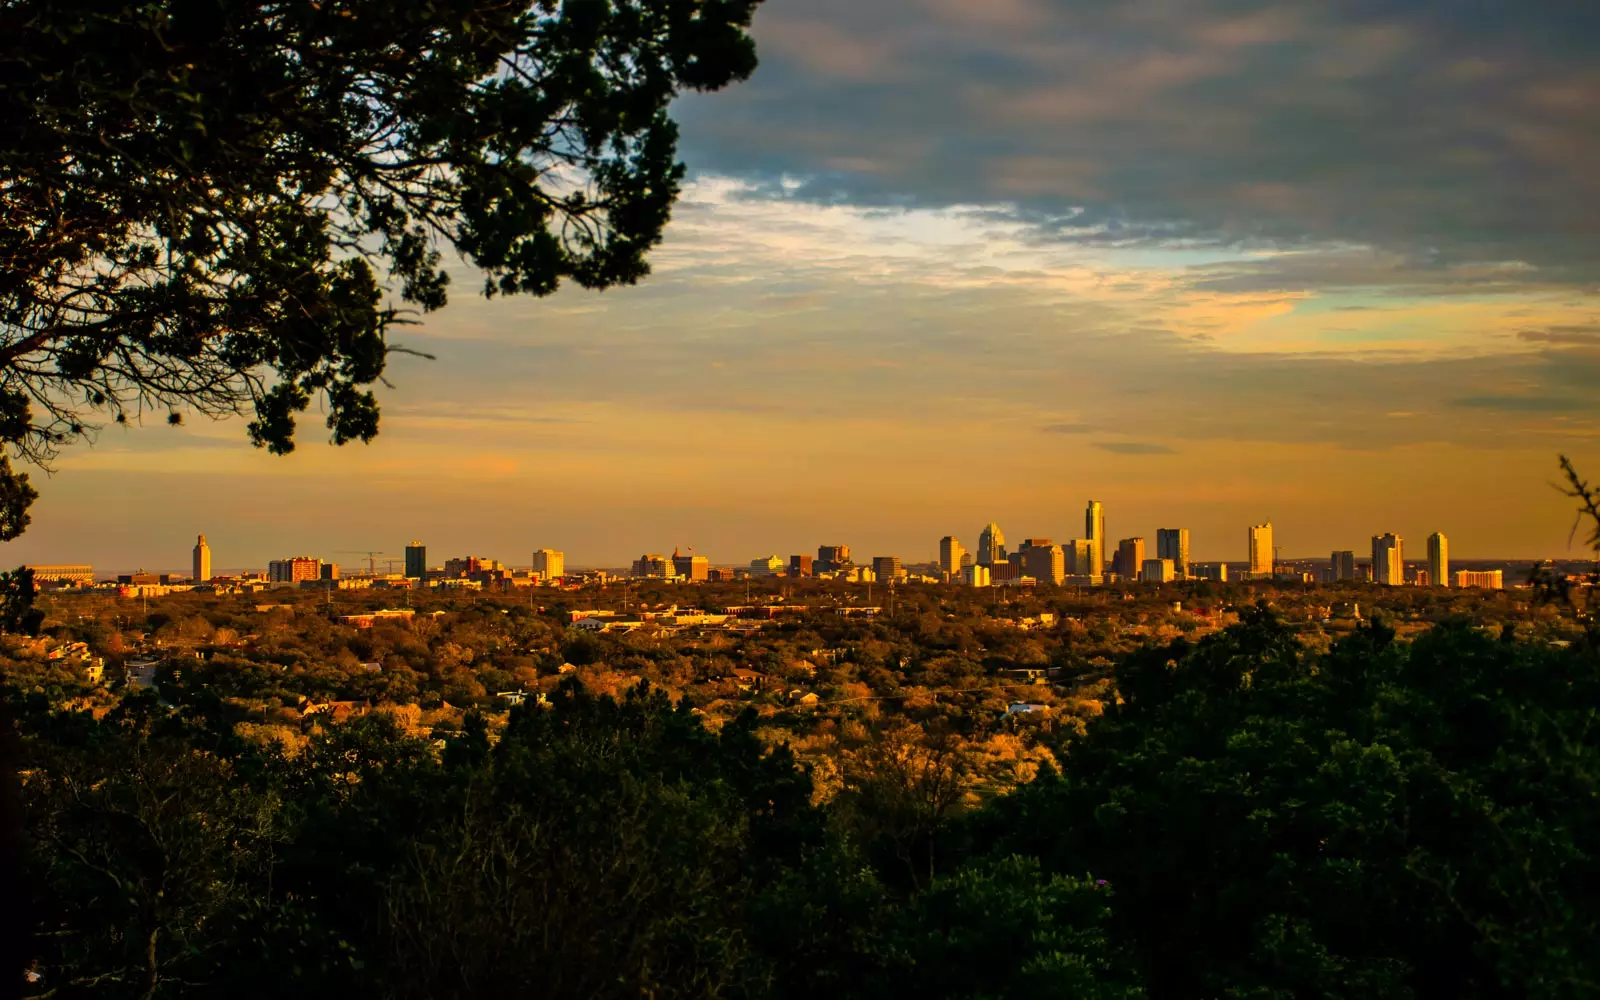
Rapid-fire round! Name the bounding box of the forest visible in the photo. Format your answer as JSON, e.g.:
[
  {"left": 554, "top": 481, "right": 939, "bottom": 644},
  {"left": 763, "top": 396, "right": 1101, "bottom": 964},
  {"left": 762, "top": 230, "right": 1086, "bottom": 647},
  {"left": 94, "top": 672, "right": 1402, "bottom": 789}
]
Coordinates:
[{"left": 6, "top": 574, "right": 1598, "bottom": 998}]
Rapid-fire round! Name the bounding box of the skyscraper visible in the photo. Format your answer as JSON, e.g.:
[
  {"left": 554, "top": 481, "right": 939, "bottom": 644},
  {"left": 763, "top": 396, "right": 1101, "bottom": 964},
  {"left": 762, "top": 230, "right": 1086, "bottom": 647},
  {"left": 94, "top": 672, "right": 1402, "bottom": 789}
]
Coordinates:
[
  {"left": 1330, "top": 550, "right": 1355, "bottom": 581},
  {"left": 1065, "top": 539, "right": 1097, "bottom": 578},
  {"left": 1248, "top": 522, "right": 1274, "bottom": 576},
  {"left": 1155, "top": 528, "right": 1190, "bottom": 578},
  {"left": 1372, "top": 533, "right": 1404, "bottom": 585},
  {"left": 531, "top": 548, "right": 564, "bottom": 581},
  {"left": 404, "top": 540, "right": 427, "bottom": 580},
  {"left": 192, "top": 534, "right": 211, "bottom": 582},
  {"left": 1085, "top": 501, "right": 1105, "bottom": 576},
  {"left": 1022, "top": 543, "right": 1064, "bottom": 585},
  {"left": 976, "top": 523, "right": 1006, "bottom": 567},
  {"left": 1113, "top": 537, "right": 1146, "bottom": 580},
  {"left": 938, "top": 536, "right": 966, "bottom": 579},
  {"left": 872, "top": 555, "right": 903, "bottom": 581},
  {"left": 1427, "top": 532, "right": 1449, "bottom": 589}
]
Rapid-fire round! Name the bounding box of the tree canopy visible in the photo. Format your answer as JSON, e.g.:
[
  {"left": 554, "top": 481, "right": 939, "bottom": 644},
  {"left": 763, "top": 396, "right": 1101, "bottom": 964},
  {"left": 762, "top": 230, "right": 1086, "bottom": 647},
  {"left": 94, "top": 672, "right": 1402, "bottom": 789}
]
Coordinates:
[{"left": 0, "top": 0, "right": 763, "bottom": 535}]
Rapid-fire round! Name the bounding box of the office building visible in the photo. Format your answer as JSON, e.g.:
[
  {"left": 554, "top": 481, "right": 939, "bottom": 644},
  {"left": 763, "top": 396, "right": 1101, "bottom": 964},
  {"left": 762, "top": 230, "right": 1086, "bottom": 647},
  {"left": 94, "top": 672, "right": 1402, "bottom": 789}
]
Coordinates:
[
  {"left": 788, "top": 554, "right": 814, "bottom": 578},
  {"left": 939, "top": 536, "right": 966, "bottom": 579},
  {"left": 749, "top": 554, "right": 785, "bottom": 576},
  {"left": 1085, "top": 501, "right": 1106, "bottom": 576},
  {"left": 192, "top": 534, "right": 211, "bottom": 583},
  {"left": 633, "top": 554, "right": 675, "bottom": 579},
  {"left": 1022, "top": 543, "right": 1065, "bottom": 585},
  {"left": 872, "top": 555, "right": 903, "bottom": 581},
  {"left": 1113, "top": 537, "right": 1146, "bottom": 580},
  {"left": 1141, "top": 558, "right": 1177, "bottom": 584},
  {"left": 531, "top": 548, "right": 565, "bottom": 581},
  {"left": 1371, "top": 533, "right": 1403, "bottom": 586},
  {"left": 1455, "top": 569, "right": 1503, "bottom": 590},
  {"left": 1065, "top": 539, "right": 1098, "bottom": 579},
  {"left": 1248, "top": 522, "right": 1274, "bottom": 576},
  {"left": 269, "top": 557, "right": 322, "bottom": 583},
  {"left": 444, "top": 556, "right": 500, "bottom": 578},
  {"left": 976, "top": 522, "right": 1006, "bottom": 567},
  {"left": 1330, "top": 550, "right": 1355, "bottom": 581},
  {"left": 817, "top": 544, "right": 851, "bottom": 573},
  {"left": 404, "top": 540, "right": 427, "bottom": 580},
  {"left": 673, "top": 548, "right": 710, "bottom": 582},
  {"left": 320, "top": 562, "right": 340, "bottom": 582},
  {"left": 1155, "top": 528, "right": 1190, "bottom": 578},
  {"left": 962, "top": 564, "right": 991, "bottom": 587},
  {"left": 1428, "top": 532, "right": 1449, "bottom": 589}
]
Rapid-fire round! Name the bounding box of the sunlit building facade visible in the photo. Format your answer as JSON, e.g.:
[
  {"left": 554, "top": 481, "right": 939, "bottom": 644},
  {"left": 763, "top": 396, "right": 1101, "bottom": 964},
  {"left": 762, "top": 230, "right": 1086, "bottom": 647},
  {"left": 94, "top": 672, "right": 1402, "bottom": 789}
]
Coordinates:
[
  {"left": 1427, "top": 532, "right": 1449, "bottom": 589},
  {"left": 1155, "top": 528, "right": 1190, "bottom": 579},
  {"left": 1371, "top": 533, "right": 1404, "bottom": 586},
  {"left": 1248, "top": 522, "right": 1274, "bottom": 576}
]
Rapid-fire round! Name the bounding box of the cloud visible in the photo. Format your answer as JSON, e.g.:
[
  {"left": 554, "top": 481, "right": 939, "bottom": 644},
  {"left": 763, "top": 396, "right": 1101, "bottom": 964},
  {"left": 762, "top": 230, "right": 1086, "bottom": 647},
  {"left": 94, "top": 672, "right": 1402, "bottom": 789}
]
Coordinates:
[
  {"left": 1518, "top": 325, "right": 1600, "bottom": 346},
  {"left": 1094, "top": 441, "right": 1178, "bottom": 455},
  {"left": 1451, "top": 395, "right": 1584, "bottom": 414},
  {"left": 675, "top": 0, "right": 1600, "bottom": 281}
]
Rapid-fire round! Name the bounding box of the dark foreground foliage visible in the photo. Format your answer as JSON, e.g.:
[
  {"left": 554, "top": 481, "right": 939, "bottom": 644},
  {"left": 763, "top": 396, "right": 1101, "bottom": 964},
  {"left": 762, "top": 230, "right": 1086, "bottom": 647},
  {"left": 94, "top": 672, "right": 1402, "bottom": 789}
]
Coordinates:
[{"left": 11, "top": 612, "right": 1600, "bottom": 999}]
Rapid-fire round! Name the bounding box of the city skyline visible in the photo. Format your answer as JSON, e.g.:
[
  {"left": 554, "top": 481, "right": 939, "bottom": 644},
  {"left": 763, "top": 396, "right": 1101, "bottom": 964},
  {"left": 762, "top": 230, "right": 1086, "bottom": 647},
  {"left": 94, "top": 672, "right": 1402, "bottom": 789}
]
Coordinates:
[
  {"left": 34, "top": 515, "right": 1529, "bottom": 579},
  {"left": 0, "top": 2, "right": 1595, "bottom": 570}
]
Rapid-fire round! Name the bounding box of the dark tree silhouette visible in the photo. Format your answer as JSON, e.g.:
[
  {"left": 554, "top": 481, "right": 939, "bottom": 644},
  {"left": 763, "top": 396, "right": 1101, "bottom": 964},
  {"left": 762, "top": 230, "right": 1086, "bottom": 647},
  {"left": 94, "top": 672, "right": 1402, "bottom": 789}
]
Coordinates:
[{"left": 0, "top": 0, "right": 763, "bottom": 527}]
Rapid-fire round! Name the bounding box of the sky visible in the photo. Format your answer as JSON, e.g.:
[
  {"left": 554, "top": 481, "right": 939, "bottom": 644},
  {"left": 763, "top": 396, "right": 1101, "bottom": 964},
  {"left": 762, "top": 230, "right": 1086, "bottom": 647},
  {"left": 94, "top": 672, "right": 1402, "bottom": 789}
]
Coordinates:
[{"left": 8, "top": 0, "right": 1600, "bottom": 572}]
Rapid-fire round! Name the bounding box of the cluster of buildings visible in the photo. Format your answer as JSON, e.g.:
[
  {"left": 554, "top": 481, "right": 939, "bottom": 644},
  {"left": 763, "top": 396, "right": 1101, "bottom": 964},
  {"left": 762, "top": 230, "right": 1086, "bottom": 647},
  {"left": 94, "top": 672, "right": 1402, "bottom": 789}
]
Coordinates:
[{"left": 22, "top": 514, "right": 1519, "bottom": 598}]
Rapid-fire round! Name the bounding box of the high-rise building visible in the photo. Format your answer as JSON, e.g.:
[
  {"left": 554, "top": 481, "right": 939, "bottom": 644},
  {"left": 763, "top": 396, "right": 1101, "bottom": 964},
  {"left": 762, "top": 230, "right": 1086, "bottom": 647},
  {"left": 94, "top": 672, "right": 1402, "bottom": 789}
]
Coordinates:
[
  {"left": 938, "top": 536, "right": 966, "bottom": 579},
  {"left": 788, "top": 554, "right": 814, "bottom": 578},
  {"left": 1371, "top": 533, "right": 1404, "bottom": 585},
  {"left": 1248, "top": 522, "right": 1274, "bottom": 576},
  {"left": 1455, "top": 569, "right": 1503, "bottom": 590},
  {"left": 1156, "top": 528, "right": 1190, "bottom": 579},
  {"left": 268, "top": 557, "right": 321, "bottom": 583},
  {"left": 404, "top": 541, "right": 427, "bottom": 580},
  {"left": 1022, "top": 543, "right": 1064, "bottom": 585},
  {"left": 192, "top": 534, "right": 211, "bottom": 583},
  {"left": 1330, "top": 550, "right": 1355, "bottom": 581},
  {"left": 1112, "top": 537, "right": 1146, "bottom": 580},
  {"left": 976, "top": 523, "right": 1006, "bottom": 567},
  {"left": 1141, "top": 558, "right": 1177, "bottom": 584},
  {"left": 817, "top": 544, "right": 851, "bottom": 573},
  {"left": 1427, "top": 532, "right": 1449, "bottom": 589},
  {"left": 1085, "top": 501, "right": 1106, "bottom": 576},
  {"left": 962, "top": 564, "right": 991, "bottom": 587},
  {"left": 531, "top": 548, "right": 565, "bottom": 581},
  {"left": 872, "top": 555, "right": 903, "bottom": 581},
  {"left": 673, "top": 548, "right": 710, "bottom": 582},
  {"left": 1065, "top": 539, "right": 1098, "bottom": 579}
]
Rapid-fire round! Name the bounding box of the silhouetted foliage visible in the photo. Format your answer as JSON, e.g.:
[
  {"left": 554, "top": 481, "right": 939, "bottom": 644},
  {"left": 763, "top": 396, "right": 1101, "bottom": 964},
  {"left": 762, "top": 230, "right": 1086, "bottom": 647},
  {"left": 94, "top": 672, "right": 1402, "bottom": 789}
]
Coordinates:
[{"left": 0, "top": 0, "right": 763, "bottom": 532}]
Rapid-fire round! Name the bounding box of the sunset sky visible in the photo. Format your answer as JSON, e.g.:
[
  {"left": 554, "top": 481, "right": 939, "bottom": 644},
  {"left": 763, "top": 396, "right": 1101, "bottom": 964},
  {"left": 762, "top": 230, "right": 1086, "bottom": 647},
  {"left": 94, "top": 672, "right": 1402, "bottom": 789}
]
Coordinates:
[{"left": 9, "top": 0, "right": 1600, "bottom": 572}]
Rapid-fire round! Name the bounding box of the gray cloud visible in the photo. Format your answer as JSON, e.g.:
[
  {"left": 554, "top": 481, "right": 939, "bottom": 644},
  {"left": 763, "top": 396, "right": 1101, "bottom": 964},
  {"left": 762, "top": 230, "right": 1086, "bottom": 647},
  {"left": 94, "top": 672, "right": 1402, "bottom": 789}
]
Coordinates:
[
  {"left": 676, "top": 0, "right": 1600, "bottom": 282},
  {"left": 1518, "top": 325, "right": 1600, "bottom": 346},
  {"left": 1451, "top": 394, "right": 1586, "bottom": 413},
  {"left": 1042, "top": 422, "right": 1096, "bottom": 434},
  {"left": 1095, "top": 441, "right": 1178, "bottom": 455}
]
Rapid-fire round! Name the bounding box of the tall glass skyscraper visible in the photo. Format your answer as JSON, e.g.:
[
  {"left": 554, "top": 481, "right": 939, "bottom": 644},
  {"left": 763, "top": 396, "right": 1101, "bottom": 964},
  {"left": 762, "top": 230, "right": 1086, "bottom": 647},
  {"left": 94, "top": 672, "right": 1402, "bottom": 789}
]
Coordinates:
[
  {"left": 1085, "top": 501, "right": 1105, "bottom": 576},
  {"left": 976, "top": 522, "right": 1006, "bottom": 567},
  {"left": 404, "top": 540, "right": 427, "bottom": 579}
]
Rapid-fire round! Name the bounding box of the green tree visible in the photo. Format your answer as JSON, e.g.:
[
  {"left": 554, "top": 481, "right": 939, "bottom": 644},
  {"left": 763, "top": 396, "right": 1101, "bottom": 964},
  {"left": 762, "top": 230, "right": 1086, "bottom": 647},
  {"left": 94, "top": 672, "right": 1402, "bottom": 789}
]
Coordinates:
[{"left": 0, "top": 0, "right": 763, "bottom": 527}]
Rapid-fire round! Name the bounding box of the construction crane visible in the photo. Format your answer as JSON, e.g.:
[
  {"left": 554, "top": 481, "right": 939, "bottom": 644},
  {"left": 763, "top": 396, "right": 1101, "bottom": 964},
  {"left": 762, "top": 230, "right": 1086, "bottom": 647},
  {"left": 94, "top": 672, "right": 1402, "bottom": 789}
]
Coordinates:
[{"left": 337, "top": 550, "right": 389, "bottom": 576}]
